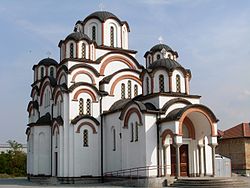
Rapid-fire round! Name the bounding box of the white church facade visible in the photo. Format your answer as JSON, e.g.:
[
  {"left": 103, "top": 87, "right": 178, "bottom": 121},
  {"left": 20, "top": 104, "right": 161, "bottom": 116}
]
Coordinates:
[{"left": 26, "top": 11, "right": 218, "bottom": 181}]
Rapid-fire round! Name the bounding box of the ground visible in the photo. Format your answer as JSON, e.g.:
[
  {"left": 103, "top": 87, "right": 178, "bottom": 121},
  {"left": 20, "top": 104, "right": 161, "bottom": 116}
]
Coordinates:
[{"left": 0, "top": 176, "right": 250, "bottom": 188}]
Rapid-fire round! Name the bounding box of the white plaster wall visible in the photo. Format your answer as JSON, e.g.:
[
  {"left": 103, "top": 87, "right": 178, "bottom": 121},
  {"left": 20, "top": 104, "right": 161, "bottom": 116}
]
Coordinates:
[
  {"left": 65, "top": 40, "right": 76, "bottom": 58},
  {"left": 77, "top": 41, "right": 90, "bottom": 59},
  {"left": 144, "top": 114, "right": 158, "bottom": 176},
  {"left": 121, "top": 25, "right": 128, "bottom": 49},
  {"left": 142, "top": 74, "right": 152, "bottom": 96},
  {"left": 32, "top": 126, "right": 51, "bottom": 175},
  {"left": 104, "top": 20, "right": 121, "bottom": 48},
  {"left": 102, "top": 60, "right": 130, "bottom": 76},
  {"left": 73, "top": 121, "right": 99, "bottom": 176}
]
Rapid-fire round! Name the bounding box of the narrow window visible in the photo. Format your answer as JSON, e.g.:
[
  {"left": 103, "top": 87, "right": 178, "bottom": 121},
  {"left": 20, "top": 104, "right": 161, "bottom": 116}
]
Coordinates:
[
  {"left": 55, "top": 132, "right": 58, "bottom": 148},
  {"left": 159, "top": 74, "right": 164, "bottom": 92},
  {"left": 146, "top": 77, "right": 150, "bottom": 94},
  {"left": 82, "top": 43, "right": 86, "bottom": 58},
  {"left": 130, "top": 123, "right": 134, "bottom": 142},
  {"left": 128, "top": 80, "right": 131, "bottom": 98},
  {"left": 92, "top": 26, "right": 96, "bottom": 41},
  {"left": 157, "top": 54, "right": 161, "bottom": 60},
  {"left": 110, "top": 26, "right": 114, "bottom": 47},
  {"left": 135, "top": 122, "right": 139, "bottom": 142},
  {"left": 176, "top": 75, "right": 181, "bottom": 92},
  {"left": 121, "top": 83, "right": 125, "bottom": 99},
  {"left": 70, "top": 43, "right": 74, "bottom": 58},
  {"left": 134, "top": 85, "right": 138, "bottom": 97},
  {"left": 41, "top": 67, "right": 44, "bottom": 79},
  {"left": 86, "top": 99, "right": 91, "bottom": 115},
  {"left": 113, "top": 129, "right": 116, "bottom": 151},
  {"left": 49, "top": 67, "right": 54, "bottom": 77},
  {"left": 83, "top": 129, "right": 88, "bottom": 147},
  {"left": 148, "top": 56, "right": 151, "bottom": 64},
  {"left": 79, "top": 98, "right": 84, "bottom": 115}
]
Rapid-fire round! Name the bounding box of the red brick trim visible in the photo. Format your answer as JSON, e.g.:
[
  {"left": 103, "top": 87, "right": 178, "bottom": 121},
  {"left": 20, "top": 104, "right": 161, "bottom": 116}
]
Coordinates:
[
  {"left": 71, "top": 70, "right": 96, "bottom": 85},
  {"left": 161, "top": 129, "right": 175, "bottom": 145},
  {"left": 100, "top": 55, "right": 136, "bottom": 75},
  {"left": 110, "top": 75, "right": 142, "bottom": 95},
  {"left": 52, "top": 123, "right": 60, "bottom": 135},
  {"left": 123, "top": 108, "right": 142, "bottom": 128},
  {"left": 39, "top": 81, "right": 52, "bottom": 105},
  {"left": 73, "top": 88, "right": 97, "bottom": 102},
  {"left": 179, "top": 117, "right": 195, "bottom": 139},
  {"left": 76, "top": 122, "right": 97, "bottom": 134}
]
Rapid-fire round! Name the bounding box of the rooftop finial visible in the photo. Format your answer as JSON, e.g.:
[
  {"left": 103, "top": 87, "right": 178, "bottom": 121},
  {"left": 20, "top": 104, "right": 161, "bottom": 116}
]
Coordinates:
[
  {"left": 99, "top": 1, "right": 105, "bottom": 11},
  {"left": 158, "top": 36, "right": 163, "bottom": 44},
  {"left": 46, "top": 51, "right": 52, "bottom": 58}
]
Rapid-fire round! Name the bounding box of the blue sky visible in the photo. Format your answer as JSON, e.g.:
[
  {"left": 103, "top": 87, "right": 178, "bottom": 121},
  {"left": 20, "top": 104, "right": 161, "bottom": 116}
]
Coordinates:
[{"left": 0, "top": 0, "right": 249, "bottom": 144}]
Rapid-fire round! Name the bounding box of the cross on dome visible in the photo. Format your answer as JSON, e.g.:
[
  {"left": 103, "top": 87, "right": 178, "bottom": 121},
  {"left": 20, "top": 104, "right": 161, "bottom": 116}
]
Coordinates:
[
  {"left": 99, "top": 2, "right": 105, "bottom": 11},
  {"left": 158, "top": 36, "right": 164, "bottom": 44},
  {"left": 46, "top": 51, "right": 52, "bottom": 58}
]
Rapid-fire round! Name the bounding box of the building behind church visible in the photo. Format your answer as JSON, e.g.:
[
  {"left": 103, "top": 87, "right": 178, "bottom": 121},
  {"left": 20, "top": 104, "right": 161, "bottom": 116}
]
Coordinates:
[{"left": 26, "top": 11, "right": 219, "bottom": 182}]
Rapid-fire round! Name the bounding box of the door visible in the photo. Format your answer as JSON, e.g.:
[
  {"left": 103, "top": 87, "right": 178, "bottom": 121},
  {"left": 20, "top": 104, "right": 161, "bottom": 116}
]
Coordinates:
[{"left": 170, "top": 144, "right": 189, "bottom": 176}]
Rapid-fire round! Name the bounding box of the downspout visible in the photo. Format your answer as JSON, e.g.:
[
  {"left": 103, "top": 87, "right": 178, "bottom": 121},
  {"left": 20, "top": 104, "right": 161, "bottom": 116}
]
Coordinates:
[
  {"left": 156, "top": 112, "right": 160, "bottom": 177},
  {"left": 100, "top": 96, "right": 104, "bottom": 183},
  {"left": 51, "top": 103, "right": 54, "bottom": 176}
]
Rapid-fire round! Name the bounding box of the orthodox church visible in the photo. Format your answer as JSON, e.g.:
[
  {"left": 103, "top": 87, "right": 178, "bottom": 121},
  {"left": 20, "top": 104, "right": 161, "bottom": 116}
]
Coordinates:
[{"left": 26, "top": 11, "right": 218, "bottom": 181}]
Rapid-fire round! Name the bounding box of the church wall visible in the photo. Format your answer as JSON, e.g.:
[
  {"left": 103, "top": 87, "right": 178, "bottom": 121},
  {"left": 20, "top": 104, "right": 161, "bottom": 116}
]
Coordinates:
[
  {"left": 32, "top": 126, "right": 51, "bottom": 176},
  {"left": 172, "top": 70, "right": 185, "bottom": 93},
  {"left": 104, "top": 20, "right": 121, "bottom": 48},
  {"left": 153, "top": 70, "right": 169, "bottom": 93},
  {"left": 77, "top": 41, "right": 90, "bottom": 59},
  {"left": 121, "top": 25, "right": 128, "bottom": 49},
  {"left": 144, "top": 114, "right": 158, "bottom": 176}
]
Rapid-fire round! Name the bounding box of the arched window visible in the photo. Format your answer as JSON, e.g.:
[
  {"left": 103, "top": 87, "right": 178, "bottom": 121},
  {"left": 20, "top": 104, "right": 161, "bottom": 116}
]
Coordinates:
[
  {"left": 121, "top": 83, "right": 125, "bottom": 99},
  {"left": 113, "top": 128, "right": 116, "bottom": 151},
  {"left": 79, "top": 98, "right": 84, "bottom": 115},
  {"left": 146, "top": 77, "right": 150, "bottom": 94},
  {"left": 128, "top": 80, "right": 131, "bottom": 99},
  {"left": 134, "top": 85, "right": 138, "bottom": 97},
  {"left": 130, "top": 123, "right": 134, "bottom": 142},
  {"left": 176, "top": 75, "right": 181, "bottom": 92},
  {"left": 49, "top": 67, "right": 54, "bottom": 77},
  {"left": 82, "top": 43, "right": 85, "bottom": 58},
  {"left": 70, "top": 43, "right": 74, "bottom": 58},
  {"left": 92, "top": 26, "right": 96, "bottom": 41},
  {"left": 157, "top": 54, "right": 161, "bottom": 60},
  {"left": 135, "top": 122, "right": 139, "bottom": 142},
  {"left": 41, "top": 67, "right": 44, "bottom": 79},
  {"left": 83, "top": 129, "right": 88, "bottom": 147},
  {"left": 110, "top": 26, "right": 114, "bottom": 47},
  {"left": 148, "top": 56, "right": 151, "bottom": 64},
  {"left": 55, "top": 132, "right": 58, "bottom": 148},
  {"left": 159, "top": 74, "right": 164, "bottom": 92},
  {"left": 86, "top": 99, "right": 91, "bottom": 115}
]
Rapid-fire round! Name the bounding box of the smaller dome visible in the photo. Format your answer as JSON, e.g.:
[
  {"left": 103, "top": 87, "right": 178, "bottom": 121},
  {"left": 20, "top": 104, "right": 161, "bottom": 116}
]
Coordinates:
[
  {"left": 147, "top": 58, "right": 182, "bottom": 71},
  {"left": 84, "top": 11, "right": 120, "bottom": 23},
  {"left": 65, "top": 32, "right": 91, "bottom": 42},
  {"left": 150, "top": 44, "right": 173, "bottom": 53},
  {"left": 38, "top": 58, "right": 58, "bottom": 66}
]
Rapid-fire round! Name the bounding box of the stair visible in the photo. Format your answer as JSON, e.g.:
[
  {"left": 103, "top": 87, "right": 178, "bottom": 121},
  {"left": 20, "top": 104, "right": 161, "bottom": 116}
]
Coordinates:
[{"left": 170, "top": 177, "right": 249, "bottom": 187}]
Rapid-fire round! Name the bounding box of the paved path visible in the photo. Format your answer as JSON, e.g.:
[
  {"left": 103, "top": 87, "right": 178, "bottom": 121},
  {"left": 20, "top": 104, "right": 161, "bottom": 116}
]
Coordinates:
[{"left": 0, "top": 176, "right": 249, "bottom": 187}]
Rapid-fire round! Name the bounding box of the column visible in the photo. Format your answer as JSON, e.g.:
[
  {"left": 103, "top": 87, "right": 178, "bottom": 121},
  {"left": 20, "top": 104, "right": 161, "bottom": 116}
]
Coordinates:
[
  {"left": 198, "top": 144, "right": 204, "bottom": 176},
  {"left": 174, "top": 144, "right": 181, "bottom": 178},
  {"left": 184, "top": 74, "right": 190, "bottom": 95},
  {"left": 210, "top": 144, "right": 217, "bottom": 177}
]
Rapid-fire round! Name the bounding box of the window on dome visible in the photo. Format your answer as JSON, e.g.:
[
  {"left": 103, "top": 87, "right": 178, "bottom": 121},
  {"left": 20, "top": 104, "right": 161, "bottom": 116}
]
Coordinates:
[
  {"left": 79, "top": 98, "right": 84, "bottom": 115},
  {"left": 146, "top": 77, "right": 150, "bottom": 94},
  {"left": 134, "top": 85, "right": 138, "bottom": 97},
  {"left": 148, "top": 56, "right": 151, "bottom": 64},
  {"left": 82, "top": 43, "right": 86, "bottom": 58},
  {"left": 86, "top": 99, "right": 91, "bottom": 115},
  {"left": 70, "top": 43, "right": 74, "bottom": 58},
  {"left": 159, "top": 74, "right": 164, "bottom": 92},
  {"left": 49, "top": 67, "right": 54, "bottom": 77},
  {"left": 110, "top": 26, "right": 114, "bottom": 47},
  {"left": 128, "top": 80, "right": 131, "bottom": 99},
  {"left": 121, "top": 83, "right": 125, "bottom": 99},
  {"left": 92, "top": 26, "right": 96, "bottom": 41},
  {"left": 83, "top": 129, "right": 88, "bottom": 147},
  {"left": 157, "top": 54, "right": 161, "bottom": 60},
  {"left": 176, "top": 74, "right": 181, "bottom": 92},
  {"left": 41, "top": 67, "right": 44, "bottom": 79}
]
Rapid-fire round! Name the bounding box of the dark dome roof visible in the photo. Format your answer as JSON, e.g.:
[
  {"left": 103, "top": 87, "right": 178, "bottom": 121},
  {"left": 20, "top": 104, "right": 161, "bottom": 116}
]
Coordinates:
[
  {"left": 38, "top": 58, "right": 58, "bottom": 66},
  {"left": 147, "top": 58, "right": 183, "bottom": 71},
  {"left": 65, "top": 32, "right": 91, "bottom": 42},
  {"left": 109, "top": 99, "right": 131, "bottom": 112},
  {"left": 84, "top": 11, "right": 120, "bottom": 23},
  {"left": 150, "top": 43, "right": 173, "bottom": 53}
]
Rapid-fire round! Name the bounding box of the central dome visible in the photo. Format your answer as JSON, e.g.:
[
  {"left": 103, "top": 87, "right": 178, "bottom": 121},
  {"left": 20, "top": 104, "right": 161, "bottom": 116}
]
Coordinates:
[
  {"left": 83, "top": 11, "right": 120, "bottom": 23},
  {"left": 150, "top": 43, "right": 173, "bottom": 53},
  {"left": 147, "top": 58, "right": 182, "bottom": 71}
]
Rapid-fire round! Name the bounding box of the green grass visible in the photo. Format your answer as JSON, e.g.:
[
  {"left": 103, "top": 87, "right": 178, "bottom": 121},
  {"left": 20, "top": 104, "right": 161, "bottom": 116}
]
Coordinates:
[{"left": 0, "top": 173, "right": 12, "bottom": 178}]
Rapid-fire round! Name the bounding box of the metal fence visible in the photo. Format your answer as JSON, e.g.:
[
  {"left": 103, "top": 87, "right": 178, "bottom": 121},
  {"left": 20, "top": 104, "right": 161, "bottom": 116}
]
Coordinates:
[{"left": 215, "top": 154, "right": 231, "bottom": 177}]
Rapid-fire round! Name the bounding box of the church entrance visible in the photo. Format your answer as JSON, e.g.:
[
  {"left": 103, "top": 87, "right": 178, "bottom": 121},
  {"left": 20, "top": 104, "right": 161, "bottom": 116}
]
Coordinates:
[{"left": 171, "top": 144, "right": 189, "bottom": 177}]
